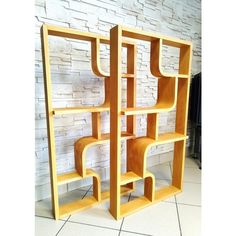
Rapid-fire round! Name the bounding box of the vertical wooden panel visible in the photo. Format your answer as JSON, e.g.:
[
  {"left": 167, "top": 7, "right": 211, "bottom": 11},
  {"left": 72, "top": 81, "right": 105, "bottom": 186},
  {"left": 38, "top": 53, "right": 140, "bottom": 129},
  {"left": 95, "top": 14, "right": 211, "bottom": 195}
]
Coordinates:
[
  {"left": 147, "top": 113, "right": 159, "bottom": 140},
  {"left": 110, "top": 25, "right": 122, "bottom": 219},
  {"left": 172, "top": 140, "right": 185, "bottom": 189},
  {"left": 40, "top": 25, "right": 60, "bottom": 219},
  {"left": 92, "top": 112, "right": 101, "bottom": 139},
  {"left": 93, "top": 176, "right": 101, "bottom": 201},
  {"left": 172, "top": 45, "right": 192, "bottom": 190}
]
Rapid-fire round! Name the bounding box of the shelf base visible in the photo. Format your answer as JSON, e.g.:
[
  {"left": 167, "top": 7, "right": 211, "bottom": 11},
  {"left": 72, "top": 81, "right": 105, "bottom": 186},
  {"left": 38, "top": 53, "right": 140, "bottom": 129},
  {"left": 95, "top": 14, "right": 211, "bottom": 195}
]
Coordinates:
[
  {"left": 58, "top": 185, "right": 134, "bottom": 219},
  {"left": 117, "top": 185, "right": 181, "bottom": 219}
]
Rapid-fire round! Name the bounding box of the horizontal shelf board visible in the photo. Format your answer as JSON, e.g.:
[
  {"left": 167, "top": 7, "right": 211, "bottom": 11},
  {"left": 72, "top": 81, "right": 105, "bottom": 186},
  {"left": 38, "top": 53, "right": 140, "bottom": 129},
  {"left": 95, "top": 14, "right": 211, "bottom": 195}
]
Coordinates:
[
  {"left": 57, "top": 169, "right": 96, "bottom": 186},
  {"left": 120, "top": 196, "right": 151, "bottom": 218},
  {"left": 156, "top": 132, "right": 187, "bottom": 144},
  {"left": 154, "top": 185, "right": 181, "bottom": 202},
  {"left": 100, "top": 186, "right": 134, "bottom": 201},
  {"left": 121, "top": 105, "right": 173, "bottom": 115},
  {"left": 121, "top": 73, "right": 134, "bottom": 78},
  {"left": 53, "top": 105, "right": 109, "bottom": 115},
  {"left": 178, "top": 74, "right": 189, "bottom": 78},
  {"left": 59, "top": 196, "right": 98, "bottom": 218},
  {"left": 131, "top": 132, "right": 187, "bottom": 150},
  {"left": 120, "top": 171, "right": 142, "bottom": 185},
  {"left": 76, "top": 131, "right": 135, "bottom": 147}
]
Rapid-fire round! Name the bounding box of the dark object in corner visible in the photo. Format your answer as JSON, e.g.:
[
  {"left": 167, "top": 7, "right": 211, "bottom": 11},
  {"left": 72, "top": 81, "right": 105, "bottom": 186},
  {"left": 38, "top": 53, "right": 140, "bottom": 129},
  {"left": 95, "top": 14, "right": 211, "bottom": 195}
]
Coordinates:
[{"left": 189, "top": 72, "right": 201, "bottom": 169}]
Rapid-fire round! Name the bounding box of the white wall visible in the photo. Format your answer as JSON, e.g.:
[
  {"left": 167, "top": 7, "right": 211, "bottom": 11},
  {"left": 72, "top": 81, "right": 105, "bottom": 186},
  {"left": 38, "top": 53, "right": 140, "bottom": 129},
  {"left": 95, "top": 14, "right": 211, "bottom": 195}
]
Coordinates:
[{"left": 35, "top": 0, "right": 201, "bottom": 200}]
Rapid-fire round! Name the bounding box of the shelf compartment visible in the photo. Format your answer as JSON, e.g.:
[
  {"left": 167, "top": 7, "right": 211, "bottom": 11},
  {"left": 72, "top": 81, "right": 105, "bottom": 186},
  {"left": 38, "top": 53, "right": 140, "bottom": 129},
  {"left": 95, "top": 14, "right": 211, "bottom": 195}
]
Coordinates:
[
  {"left": 59, "top": 195, "right": 98, "bottom": 219},
  {"left": 52, "top": 105, "right": 109, "bottom": 115},
  {"left": 120, "top": 171, "right": 142, "bottom": 185},
  {"left": 119, "top": 196, "right": 151, "bottom": 219},
  {"left": 57, "top": 169, "right": 95, "bottom": 186},
  {"left": 154, "top": 185, "right": 181, "bottom": 202},
  {"left": 118, "top": 185, "right": 181, "bottom": 219},
  {"left": 127, "top": 133, "right": 187, "bottom": 178}
]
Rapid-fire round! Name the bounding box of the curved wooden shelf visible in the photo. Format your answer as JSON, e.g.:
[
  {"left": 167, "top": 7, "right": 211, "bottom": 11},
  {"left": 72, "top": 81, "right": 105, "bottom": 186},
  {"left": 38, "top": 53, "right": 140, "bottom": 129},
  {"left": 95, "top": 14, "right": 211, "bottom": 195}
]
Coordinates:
[
  {"left": 121, "top": 76, "right": 178, "bottom": 116},
  {"left": 75, "top": 132, "right": 135, "bottom": 177},
  {"left": 127, "top": 132, "right": 187, "bottom": 178}
]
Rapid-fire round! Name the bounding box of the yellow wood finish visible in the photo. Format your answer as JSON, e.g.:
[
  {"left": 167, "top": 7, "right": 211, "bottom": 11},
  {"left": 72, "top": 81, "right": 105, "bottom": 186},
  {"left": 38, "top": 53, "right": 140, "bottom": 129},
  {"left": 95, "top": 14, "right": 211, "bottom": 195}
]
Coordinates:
[
  {"left": 41, "top": 25, "right": 60, "bottom": 219},
  {"left": 41, "top": 24, "right": 136, "bottom": 220},
  {"left": 41, "top": 23, "right": 192, "bottom": 220},
  {"left": 109, "top": 25, "right": 192, "bottom": 219}
]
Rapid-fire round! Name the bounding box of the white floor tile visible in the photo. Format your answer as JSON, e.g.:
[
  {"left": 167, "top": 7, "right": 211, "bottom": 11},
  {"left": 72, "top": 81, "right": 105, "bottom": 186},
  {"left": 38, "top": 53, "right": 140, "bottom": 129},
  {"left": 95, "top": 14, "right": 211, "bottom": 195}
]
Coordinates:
[
  {"left": 68, "top": 197, "right": 128, "bottom": 230},
  {"left": 120, "top": 231, "right": 149, "bottom": 236},
  {"left": 178, "top": 204, "right": 201, "bottom": 236},
  {"left": 35, "top": 189, "right": 88, "bottom": 219},
  {"left": 184, "top": 157, "right": 199, "bottom": 168},
  {"left": 183, "top": 167, "right": 201, "bottom": 184},
  {"left": 148, "top": 163, "right": 172, "bottom": 180},
  {"left": 122, "top": 201, "right": 180, "bottom": 236},
  {"left": 176, "top": 182, "right": 201, "bottom": 206},
  {"left": 35, "top": 216, "right": 64, "bottom": 236},
  {"left": 58, "top": 222, "right": 119, "bottom": 236}
]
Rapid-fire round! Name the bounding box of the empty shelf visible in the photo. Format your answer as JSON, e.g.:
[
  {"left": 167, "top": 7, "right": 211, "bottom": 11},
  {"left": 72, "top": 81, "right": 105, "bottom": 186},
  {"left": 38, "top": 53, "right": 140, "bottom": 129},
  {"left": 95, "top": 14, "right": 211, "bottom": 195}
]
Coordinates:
[
  {"left": 59, "top": 195, "right": 98, "bottom": 218},
  {"left": 57, "top": 169, "right": 95, "bottom": 186},
  {"left": 120, "top": 171, "right": 142, "bottom": 185},
  {"left": 120, "top": 196, "right": 151, "bottom": 218},
  {"left": 53, "top": 106, "right": 109, "bottom": 115},
  {"left": 154, "top": 185, "right": 181, "bottom": 202},
  {"left": 132, "top": 132, "right": 187, "bottom": 147}
]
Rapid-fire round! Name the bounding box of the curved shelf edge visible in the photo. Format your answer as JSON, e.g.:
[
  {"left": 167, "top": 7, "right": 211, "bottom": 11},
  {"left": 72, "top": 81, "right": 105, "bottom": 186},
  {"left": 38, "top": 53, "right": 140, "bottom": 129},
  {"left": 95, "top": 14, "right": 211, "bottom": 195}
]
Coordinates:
[
  {"left": 127, "top": 132, "right": 187, "bottom": 178},
  {"left": 74, "top": 132, "right": 135, "bottom": 177}
]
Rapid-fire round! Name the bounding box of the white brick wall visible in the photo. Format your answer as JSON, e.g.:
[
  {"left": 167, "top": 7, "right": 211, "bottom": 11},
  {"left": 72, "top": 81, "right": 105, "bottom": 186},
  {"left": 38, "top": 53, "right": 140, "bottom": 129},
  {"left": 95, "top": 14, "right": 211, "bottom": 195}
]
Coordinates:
[{"left": 35, "top": 0, "right": 201, "bottom": 201}]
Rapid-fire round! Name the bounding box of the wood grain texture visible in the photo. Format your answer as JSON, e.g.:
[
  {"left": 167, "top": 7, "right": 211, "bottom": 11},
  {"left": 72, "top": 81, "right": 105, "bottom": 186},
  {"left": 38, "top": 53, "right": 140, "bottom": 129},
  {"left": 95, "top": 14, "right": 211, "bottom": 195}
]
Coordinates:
[
  {"left": 41, "top": 23, "right": 137, "bottom": 220},
  {"left": 41, "top": 24, "right": 60, "bottom": 219},
  {"left": 109, "top": 25, "right": 192, "bottom": 219}
]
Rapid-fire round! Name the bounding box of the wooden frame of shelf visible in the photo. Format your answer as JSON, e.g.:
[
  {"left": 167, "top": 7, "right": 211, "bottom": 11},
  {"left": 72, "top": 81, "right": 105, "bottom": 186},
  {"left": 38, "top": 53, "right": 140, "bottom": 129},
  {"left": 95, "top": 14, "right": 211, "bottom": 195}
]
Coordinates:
[
  {"left": 41, "top": 24, "right": 136, "bottom": 220},
  {"left": 110, "top": 25, "right": 192, "bottom": 219}
]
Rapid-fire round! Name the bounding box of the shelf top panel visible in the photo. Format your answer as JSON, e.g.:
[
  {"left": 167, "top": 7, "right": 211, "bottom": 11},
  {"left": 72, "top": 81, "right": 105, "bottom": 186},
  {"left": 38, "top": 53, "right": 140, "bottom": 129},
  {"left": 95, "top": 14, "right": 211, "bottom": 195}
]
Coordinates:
[
  {"left": 44, "top": 24, "right": 135, "bottom": 47},
  {"left": 121, "top": 25, "right": 192, "bottom": 47}
]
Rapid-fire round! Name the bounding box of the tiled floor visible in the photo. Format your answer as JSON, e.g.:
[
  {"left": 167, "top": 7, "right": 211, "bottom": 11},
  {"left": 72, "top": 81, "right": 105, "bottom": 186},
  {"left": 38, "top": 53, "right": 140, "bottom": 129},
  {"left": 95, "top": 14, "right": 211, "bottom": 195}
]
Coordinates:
[{"left": 35, "top": 157, "right": 201, "bottom": 236}]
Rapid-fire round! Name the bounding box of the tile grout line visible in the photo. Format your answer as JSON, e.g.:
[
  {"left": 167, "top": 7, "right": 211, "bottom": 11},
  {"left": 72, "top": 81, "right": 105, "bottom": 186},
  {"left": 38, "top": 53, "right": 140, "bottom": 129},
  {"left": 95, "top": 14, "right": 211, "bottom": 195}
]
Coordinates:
[
  {"left": 55, "top": 215, "right": 71, "bottom": 236},
  {"left": 169, "top": 162, "right": 182, "bottom": 236},
  {"left": 174, "top": 195, "right": 183, "bottom": 236},
  {"left": 119, "top": 194, "right": 153, "bottom": 236},
  {"left": 118, "top": 193, "right": 132, "bottom": 236},
  {"left": 55, "top": 185, "right": 93, "bottom": 236},
  {"left": 120, "top": 229, "right": 153, "bottom": 236}
]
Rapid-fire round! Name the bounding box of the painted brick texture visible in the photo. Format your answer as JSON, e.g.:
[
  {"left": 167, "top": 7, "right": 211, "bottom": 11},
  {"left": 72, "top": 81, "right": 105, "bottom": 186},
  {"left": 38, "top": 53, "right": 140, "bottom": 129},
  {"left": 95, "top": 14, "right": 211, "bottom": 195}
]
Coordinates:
[{"left": 35, "top": 0, "right": 201, "bottom": 200}]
